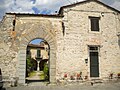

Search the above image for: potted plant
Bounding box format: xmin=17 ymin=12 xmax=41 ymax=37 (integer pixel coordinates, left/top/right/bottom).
xmin=109 ymin=73 xmax=113 ymax=79
xmin=84 ymin=75 xmax=88 ymax=80
xmin=117 ymin=73 xmax=120 ymax=79
xmin=76 ymin=73 xmax=80 ymax=80
xmin=63 ymin=73 xmax=68 ymax=80
xmin=64 ymin=74 xmax=67 ymax=78
xmin=70 ymin=75 xmax=75 ymax=80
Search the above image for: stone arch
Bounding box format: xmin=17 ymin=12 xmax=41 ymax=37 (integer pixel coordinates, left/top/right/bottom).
xmin=18 ymin=24 xmax=56 ymax=84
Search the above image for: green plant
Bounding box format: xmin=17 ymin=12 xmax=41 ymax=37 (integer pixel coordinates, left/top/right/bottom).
xmin=26 ymin=56 xmax=34 ymax=76
xmin=43 ymin=62 xmax=49 ymax=80
xmin=29 ymin=71 xmax=36 ymax=77
xmin=39 ymin=72 xmax=45 ymax=80
xmin=26 ymin=56 xmax=32 ymax=69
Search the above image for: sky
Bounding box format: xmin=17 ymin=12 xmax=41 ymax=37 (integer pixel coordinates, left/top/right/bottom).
xmin=0 ymin=0 xmax=120 ymax=21
xmin=30 ymin=39 xmax=43 ymax=44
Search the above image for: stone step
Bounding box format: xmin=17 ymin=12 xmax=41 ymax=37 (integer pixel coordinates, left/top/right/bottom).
xmin=90 ymin=79 xmax=103 ymax=85
xmin=27 ymin=82 xmax=49 ymax=86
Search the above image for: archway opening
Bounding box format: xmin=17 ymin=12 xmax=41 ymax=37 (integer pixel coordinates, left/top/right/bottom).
xmin=26 ymin=38 xmax=50 ymax=83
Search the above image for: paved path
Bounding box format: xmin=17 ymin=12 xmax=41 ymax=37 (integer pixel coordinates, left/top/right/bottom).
xmin=3 ymin=82 xmax=120 ymax=90
xmin=25 ymin=71 xmax=49 ymax=86
xmin=26 ymin=71 xmax=44 ymax=80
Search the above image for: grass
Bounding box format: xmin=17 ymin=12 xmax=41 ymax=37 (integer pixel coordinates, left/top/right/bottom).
xmin=39 ymin=72 xmax=45 ymax=80
xmin=28 ymin=71 xmax=47 ymax=80
xmin=29 ymin=71 xmax=36 ymax=77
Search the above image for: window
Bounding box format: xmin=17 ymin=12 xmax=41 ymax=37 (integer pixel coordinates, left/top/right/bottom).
xmin=37 ymin=49 xmax=41 ymax=58
xmin=89 ymin=46 xmax=99 ymax=52
xmin=89 ymin=17 xmax=100 ymax=31
xmin=13 ymin=19 xmax=16 ymax=31
xmin=89 ymin=47 xmax=98 ymax=50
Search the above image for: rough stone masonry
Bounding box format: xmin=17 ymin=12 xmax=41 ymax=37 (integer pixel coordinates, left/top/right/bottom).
xmin=0 ymin=0 xmax=120 ymax=85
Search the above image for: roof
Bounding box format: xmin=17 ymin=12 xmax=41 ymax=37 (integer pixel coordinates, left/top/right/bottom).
xmin=40 ymin=41 xmax=48 ymax=45
xmin=59 ymin=0 xmax=120 ymax=15
xmin=27 ymin=44 xmax=44 ymax=49
xmin=6 ymin=12 xmax=63 ymax=18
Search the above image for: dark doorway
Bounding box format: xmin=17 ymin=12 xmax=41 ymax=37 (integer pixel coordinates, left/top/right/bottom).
xmin=89 ymin=46 xmax=99 ymax=77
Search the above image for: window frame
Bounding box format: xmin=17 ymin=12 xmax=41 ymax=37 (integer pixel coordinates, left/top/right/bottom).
xmin=89 ymin=16 xmax=100 ymax=32
xmin=37 ymin=49 xmax=41 ymax=58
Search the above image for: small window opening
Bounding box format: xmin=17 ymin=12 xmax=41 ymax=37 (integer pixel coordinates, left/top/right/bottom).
xmin=62 ymin=22 xmax=65 ymax=36
xmin=89 ymin=17 xmax=100 ymax=32
xmin=13 ymin=20 xmax=16 ymax=31
xmin=37 ymin=49 xmax=41 ymax=58
xmin=89 ymin=46 xmax=99 ymax=52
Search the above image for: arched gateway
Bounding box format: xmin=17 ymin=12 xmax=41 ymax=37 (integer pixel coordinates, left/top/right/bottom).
xmin=18 ymin=20 xmax=57 ymax=84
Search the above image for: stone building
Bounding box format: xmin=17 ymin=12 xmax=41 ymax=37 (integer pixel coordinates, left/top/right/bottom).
xmin=27 ymin=41 xmax=49 ymax=71
xmin=0 ymin=0 xmax=120 ymax=84
xmin=27 ymin=41 xmax=49 ymax=60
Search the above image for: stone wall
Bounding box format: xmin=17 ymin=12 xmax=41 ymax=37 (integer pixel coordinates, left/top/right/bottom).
xmin=56 ymin=1 xmax=120 ymax=80
xmin=0 ymin=0 xmax=120 ymax=84
xmin=0 ymin=14 xmax=63 ymax=84
xmin=0 ymin=15 xmax=18 ymax=78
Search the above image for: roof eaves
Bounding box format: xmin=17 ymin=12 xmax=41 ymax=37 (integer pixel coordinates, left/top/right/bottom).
xmin=59 ymin=0 xmax=120 ymax=15
xmin=28 ymin=44 xmax=45 ymax=48
xmin=6 ymin=13 xmax=64 ymax=18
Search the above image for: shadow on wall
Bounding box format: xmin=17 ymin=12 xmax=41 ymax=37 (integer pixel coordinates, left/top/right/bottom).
xmin=118 ymin=35 xmax=120 ymax=48
xmin=1 ymin=88 xmax=6 ymax=90
xmin=118 ymin=38 xmax=120 ymax=48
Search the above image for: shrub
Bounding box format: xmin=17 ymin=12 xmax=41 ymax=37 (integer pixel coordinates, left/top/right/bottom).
xmin=26 ymin=56 xmax=34 ymax=77
xmin=43 ymin=62 xmax=49 ymax=80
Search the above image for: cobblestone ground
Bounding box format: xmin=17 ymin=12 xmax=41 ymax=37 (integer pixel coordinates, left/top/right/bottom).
xmin=2 ymin=81 xmax=120 ymax=90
